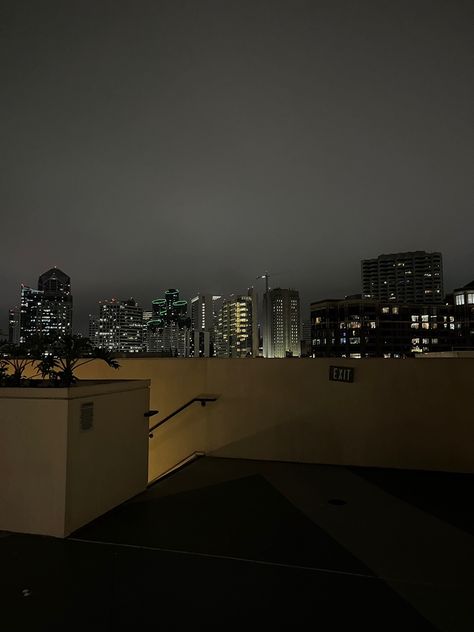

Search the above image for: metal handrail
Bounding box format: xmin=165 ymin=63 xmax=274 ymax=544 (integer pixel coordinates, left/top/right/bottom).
xmin=148 ymin=394 xmax=218 ymax=438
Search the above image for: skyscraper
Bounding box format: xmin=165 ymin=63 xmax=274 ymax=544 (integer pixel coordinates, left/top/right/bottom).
xmin=88 ymin=314 xmax=99 ymax=346
xmin=146 ymin=289 xmax=190 ymax=356
xmin=17 ymin=267 xmax=73 ymax=343
xmin=37 ymin=267 xmax=73 ymax=337
xmin=263 ymin=288 xmax=301 ymax=358
xmin=98 ymin=298 xmax=143 ymax=353
xmin=8 ymin=306 xmax=20 ymax=344
xmin=215 ymin=294 xmax=254 ymax=358
xmin=19 ymin=285 xmax=43 ymax=343
xmin=361 ymin=251 xmax=444 ymax=304
xmin=190 ymin=294 xmax=223 ymax=357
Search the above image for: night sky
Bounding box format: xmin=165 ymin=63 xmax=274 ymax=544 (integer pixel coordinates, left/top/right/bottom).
xmin=1 ymin=0 xmax=472 ymax=333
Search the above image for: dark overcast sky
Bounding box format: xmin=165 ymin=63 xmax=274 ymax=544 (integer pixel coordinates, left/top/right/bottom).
xmin=1 ymin=0 xmax=472 ymax=333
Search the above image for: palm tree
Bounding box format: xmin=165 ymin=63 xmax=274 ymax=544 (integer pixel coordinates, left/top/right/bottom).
xmin=36 ymin=335 xmax=120 ymax=387
xmin=0 ymin=341 xmax=37 ymax=386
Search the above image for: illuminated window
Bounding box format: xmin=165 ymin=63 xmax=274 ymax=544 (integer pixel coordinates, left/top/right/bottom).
xmin=455 ymin=294 xmax=464 ymax=306
xmin=382 ymin=307 xmax=390 ymax=314
xmin=467 ymin=293 xmax=474 ymax=304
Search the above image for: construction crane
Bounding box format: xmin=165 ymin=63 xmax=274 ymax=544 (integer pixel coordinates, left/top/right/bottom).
xmin=256 ymin=271 xmax=283 ymax=293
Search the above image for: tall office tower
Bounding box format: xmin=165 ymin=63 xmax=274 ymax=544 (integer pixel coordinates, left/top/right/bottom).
xmin=88 ymin=314 xmax=99 ymax=346
xmin=8 ymin=307 xmax=21 ymax=344
xmin=146 ymin=289 xmax=191 ymax=356
xmin=247 ymin=287 xmax=260 ymax=358
xmin=98 ymin=298 xmax=143 ymax=353
xmin=19 ymin=285 xmax=43 ymax=343
xmin=301 ymin=320 xmax=312 ymax=356
xmin=37 ymin=267 xmax=73 ymax=337
xmin=361 ymin=251 xmax=444 ymax=304
xmin=215 ymin=295 xmax=254 ymax=358
xmin=190 ymin=294 xmax=223 ymax=356
xmin=141 ymin=310 xmax=153 ymax=351
xmin=262 ymin=288 xmax=301 ymax=358
xmin=18 ymin=267 xmax=73 ymax=343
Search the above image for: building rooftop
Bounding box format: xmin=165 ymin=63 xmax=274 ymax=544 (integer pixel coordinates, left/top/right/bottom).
xmin=1 ymin=456 xmax=473 ymax=630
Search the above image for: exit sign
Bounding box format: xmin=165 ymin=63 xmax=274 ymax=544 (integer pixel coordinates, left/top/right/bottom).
xmin=329 ymin=366 xmax=354 ymax=383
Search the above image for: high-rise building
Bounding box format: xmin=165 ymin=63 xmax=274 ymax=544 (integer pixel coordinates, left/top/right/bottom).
xmin=263 ymin=288 xmax=301 ymax=358
xmin=146 ymin=289 xmax=190 ymax=356
xmin=450 ymin=281 xmax=474 ymax=350
xmin=37 ymin=267 xmax=73 ymax=337
xmin=361 ymin=251 xmax=444 ymax=304
xmin=19 ymin=285 xmax=44 ymax=343
xmin=188 ymin=330 xmax=211 ymax=358
xmin=247 ymin=287 xmax=260 ymax=358
xmin=98 ymin=298 xmax=143 ymax=353
xmin=17 ymin=267 xmax=73 ymax=343
xmin=190 ymin=294 xmax=223 ymax=357
xmin=310 ymin=296 xmax=469 ymax=358
xmin=88 ymin=314 xmax=99 ymax=346
xmin=215 ymin=294 xmax=254 ymax=358
xmin=190 ymin=294 xmax=223 ymax=331
xmin=301 ymin=320 xmax=312 ymax=357
xmin=8 ymin=306 xmax=21 ymax=344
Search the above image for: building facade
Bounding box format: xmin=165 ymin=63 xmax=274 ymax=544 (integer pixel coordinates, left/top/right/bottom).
xmin=190 ymin=294 xmax=223 ymax=357
xmin=362 ymin=251 xmax=444 ymax=304
xmin=8 ymin=307 xmax=21 ymax=344
xmin=16 ymin=267 xmax=73 ymax=343
xmin=97 ymin=298 xmax=143 ymax=353
xmin=263 ymin=288 xmax=301 ymax=358
xmin=450 ymin=281 xmax=474 ymax=350
xmin=36 ymin=268 xmax=73 ymax=337
xmin=311 ymin=295 xmax=472 ymax=358
xmin=146 ymin=289 xmax=190 ymax=356
xmin=215 ymin=295 xmax=254 ymax=358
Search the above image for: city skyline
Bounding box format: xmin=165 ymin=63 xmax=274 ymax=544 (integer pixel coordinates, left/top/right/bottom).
xmin=3 ymin=250 xmax=471 ymax=337
xmin=1 ymin=1 xmax=472 ymax=336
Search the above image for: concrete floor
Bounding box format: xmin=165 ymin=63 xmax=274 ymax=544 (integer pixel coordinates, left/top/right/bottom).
xmin=1 ymin=457 xmax=473 ymax=630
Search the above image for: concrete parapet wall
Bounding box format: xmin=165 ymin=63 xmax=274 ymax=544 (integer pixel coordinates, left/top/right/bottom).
xmin=74 ymin=358 xmax=474 ymax=479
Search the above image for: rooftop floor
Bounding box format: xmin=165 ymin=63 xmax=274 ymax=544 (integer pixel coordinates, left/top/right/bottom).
xmin=1 ymin=457 xmax=473 ymax=630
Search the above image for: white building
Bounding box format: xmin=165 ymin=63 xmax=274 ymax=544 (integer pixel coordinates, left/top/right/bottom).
xmin=263 ymin=288 xmax=301 ymax=358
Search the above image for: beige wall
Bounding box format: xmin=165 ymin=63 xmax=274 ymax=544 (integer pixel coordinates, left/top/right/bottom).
xmin=75 ymin=358 xmax=474 ymax=478
xmin=0 ymin=394 xmax=69 ymax=537
xmin=0 ymin=381 xmax=150 ymax=537
xmin=65 ymin=381 xmax=150 ymax=534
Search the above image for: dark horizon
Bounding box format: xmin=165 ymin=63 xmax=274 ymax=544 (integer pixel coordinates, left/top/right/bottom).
xmin=1 ymin=0 xmax=472 ymax=333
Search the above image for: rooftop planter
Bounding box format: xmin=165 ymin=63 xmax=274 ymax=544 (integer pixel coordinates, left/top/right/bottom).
xmin=0 ymin=336 xmax=151 ymax=537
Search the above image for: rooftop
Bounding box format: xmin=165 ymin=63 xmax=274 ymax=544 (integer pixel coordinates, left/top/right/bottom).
xmin=2 ymin=456 xmax=473 ymax=630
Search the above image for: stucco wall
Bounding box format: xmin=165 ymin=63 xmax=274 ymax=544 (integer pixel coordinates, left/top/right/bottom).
xmin=75 ymin=358 xmax=474 ymax=478
xmin=0 ymin=381 xmax=150 ymax=537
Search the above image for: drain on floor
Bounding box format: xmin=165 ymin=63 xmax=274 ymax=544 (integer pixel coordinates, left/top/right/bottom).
xmin=328 ymin=498 xmax=347 ymax=506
